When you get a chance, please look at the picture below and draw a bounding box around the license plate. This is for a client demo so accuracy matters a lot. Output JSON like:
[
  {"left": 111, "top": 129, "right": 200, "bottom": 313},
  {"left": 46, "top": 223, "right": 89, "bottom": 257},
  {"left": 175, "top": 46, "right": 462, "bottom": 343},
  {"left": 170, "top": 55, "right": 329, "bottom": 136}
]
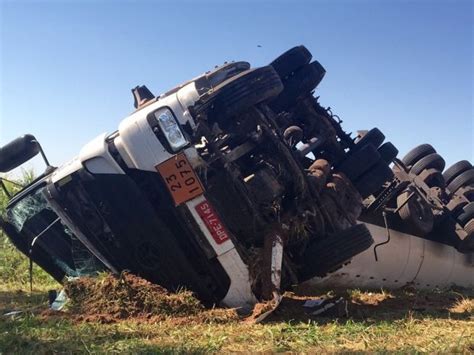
[
  {"left": 156, "top": 153, "right": 204, "bottom": 206},
  {"left": 195, "top": 200, "right": 230, "bottom": 245}
]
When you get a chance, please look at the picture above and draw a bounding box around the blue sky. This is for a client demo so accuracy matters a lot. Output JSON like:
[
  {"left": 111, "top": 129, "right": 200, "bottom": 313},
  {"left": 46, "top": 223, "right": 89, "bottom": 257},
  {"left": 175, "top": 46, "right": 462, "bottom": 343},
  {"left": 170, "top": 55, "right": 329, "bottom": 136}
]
[{"left": 0, "top": 0, "right": 472, "bottom": 174}]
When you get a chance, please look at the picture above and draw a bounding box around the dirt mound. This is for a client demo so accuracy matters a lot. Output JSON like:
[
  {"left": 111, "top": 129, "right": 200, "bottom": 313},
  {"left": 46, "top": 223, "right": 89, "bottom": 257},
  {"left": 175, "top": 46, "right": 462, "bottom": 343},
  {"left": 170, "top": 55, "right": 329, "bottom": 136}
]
[{"left": 63, "top": 272, "right": 238, "bottom": 323}]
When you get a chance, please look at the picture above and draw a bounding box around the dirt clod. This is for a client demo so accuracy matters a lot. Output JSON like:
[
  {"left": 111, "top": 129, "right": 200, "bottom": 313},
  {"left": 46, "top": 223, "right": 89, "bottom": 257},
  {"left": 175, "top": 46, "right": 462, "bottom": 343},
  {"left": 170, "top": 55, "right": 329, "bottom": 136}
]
[{"left": 63, "top": 272, "right": 238, "bottom": 323}]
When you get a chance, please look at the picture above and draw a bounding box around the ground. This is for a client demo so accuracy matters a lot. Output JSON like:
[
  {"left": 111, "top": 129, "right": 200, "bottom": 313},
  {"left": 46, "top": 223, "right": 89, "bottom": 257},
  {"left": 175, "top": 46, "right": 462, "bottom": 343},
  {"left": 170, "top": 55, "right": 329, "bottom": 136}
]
[{"left": 0, "top": 278, "right": 472, "bottom": 353}]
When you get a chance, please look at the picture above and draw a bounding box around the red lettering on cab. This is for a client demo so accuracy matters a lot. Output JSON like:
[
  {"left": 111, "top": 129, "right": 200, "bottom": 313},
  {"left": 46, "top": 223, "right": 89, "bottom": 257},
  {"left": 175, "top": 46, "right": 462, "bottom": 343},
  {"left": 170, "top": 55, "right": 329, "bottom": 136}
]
[{"left": 195, "top": 200, "right": 230, "bottom": 245}]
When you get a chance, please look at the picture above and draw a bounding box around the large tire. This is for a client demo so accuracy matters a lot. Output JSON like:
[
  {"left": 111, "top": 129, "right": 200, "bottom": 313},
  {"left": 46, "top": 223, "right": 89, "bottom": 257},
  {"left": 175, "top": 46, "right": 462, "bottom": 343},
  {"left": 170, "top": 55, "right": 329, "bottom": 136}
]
[
  {"left": 402, "top": 144, "right": 436, "bottom": 167},
  {"left": 206, "top": 61, "right": 251, "bottom": 88},
  {"left": 269, "top": 61, "right": 326, "bottom": 112},
  {"left": 456, "top": 185, "right": 474, "bottom": 201},
  {"left": 447, "top": 169, "right": 474, "bottom": 194},
  {"left": 336, "top": 144, "right": 380, "bottom": 181},
  {"left": 353, "top": 160, "right": 394, "bottom": 198},
  {"left": 378, "top": 141, "right": 399, "bottom": 163},
  {"left": 410, "top": 153, "right": 446, "bottom": 175},
  {"left": 418, "top": 168, "right": 445, "bottom": 188},
  {"left": 397, "top": 190, "right": 434, "bottom": 235},
  {"left": 457, "top": 219, "right": 474, "bottom": 253},
  {"left": 446, "top": 195, "right": 468, "bottom": 216},
  {"left": 193, "top": 66, "right": 283, "bottom": 122},
  {"left": 457, "top": 201, "right": 474, "bottom": 226},
  {"left": 164, "top": 62, "right": 251, "bottom": 98},
  {"left": 270, "top": 45, "right": 312, "bottom": 79},
  {"left": 443, "top": 160, "right": 473, "bottom": 186},
  {"left": 298, "top": 224, "right": 374, "bottom": 281},
  {"left": 354, "top": 128, "right": 385, "bottom": 150},
  {"left": 464, "top": 219, "right": 474, "bottom": 235}
]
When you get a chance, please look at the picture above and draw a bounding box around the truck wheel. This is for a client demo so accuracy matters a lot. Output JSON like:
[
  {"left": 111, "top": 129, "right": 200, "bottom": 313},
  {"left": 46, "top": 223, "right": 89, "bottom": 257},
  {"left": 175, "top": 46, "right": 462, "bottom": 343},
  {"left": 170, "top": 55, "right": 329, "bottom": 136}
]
[
  {"left": 410, "top": 153, "right": 446, "bottom": 175},
  {"left": 456, "top": 185, "right": 474, "bottom": 201},
  {"left": 443, "top": 160, "right": 472, "bottom": 186},
  {"left": 464, "top": 219, "right": 474, "bottom": 235},
  {"left": 378, "top": 141, "right": 398, "bottom": 163},
  {"left": 269, "top": 61, "right": 326, "bottom": 112},
  {"left": 457, "top": 201, "right": 474, "bottom": 226},
  {"left": 336, "top": 144, "right": 380, "bottom": 181},
  {"left": 193, "top": 66, "right": 284, "bottom": 122},
  {"left": 402, "top": 144, "right": 436, "bottom": 167},
  {"left": 298, "top": 224, "right": 374, "bottom": 281},
  {"left": 353, "top": 160, "right": 394, "bottom": 198},
  {"left": 457, "top": 219, "right": 474, "bottom": 253},
  {"left": 354, "top": 128, "right": 385, "bottom": 150},
  {"left": 396, "top": 190, "right": 434, "bottom": 235},
  {"left": 206, "top": 61, "right": 251, "bottom": 88},
  {"left": 270, "top": 45, "right": 312, "bottom": 79},
  {"left": 447, "top": 169, "right": 474, "bottom": 194},
  {"left": 418, "top": 168, "right": 445, "bottom": 188},
  {"left": 446, "top": 195, "right": 468, "bottom": 216}
]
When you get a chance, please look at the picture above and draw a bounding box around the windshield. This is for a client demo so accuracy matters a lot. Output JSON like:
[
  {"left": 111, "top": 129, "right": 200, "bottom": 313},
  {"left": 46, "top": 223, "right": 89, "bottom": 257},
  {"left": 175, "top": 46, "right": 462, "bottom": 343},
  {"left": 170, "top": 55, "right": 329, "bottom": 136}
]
[
  {"left": 5, "top": 186, "right": 102, "bottom": 277},
  {"left": 7, "top": 187, "right": 46, "bottom": 232}
]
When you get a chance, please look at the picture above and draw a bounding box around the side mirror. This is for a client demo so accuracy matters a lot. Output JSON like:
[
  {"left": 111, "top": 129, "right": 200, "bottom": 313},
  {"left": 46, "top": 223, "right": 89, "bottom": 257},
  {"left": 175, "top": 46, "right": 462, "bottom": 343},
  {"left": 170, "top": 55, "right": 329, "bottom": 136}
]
[
  {"left": 0, "top": 134, "right": 40, "bottom": 173},
  {"left": 0, "top": 134, "right": 51, "bottom": 173}
]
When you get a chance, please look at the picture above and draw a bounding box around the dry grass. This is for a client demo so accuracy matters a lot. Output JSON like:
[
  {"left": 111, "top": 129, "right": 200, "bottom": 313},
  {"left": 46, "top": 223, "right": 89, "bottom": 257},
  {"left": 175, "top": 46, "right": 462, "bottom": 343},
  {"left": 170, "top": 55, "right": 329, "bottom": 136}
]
[
  {"left": 1, "top": 282, "right": 472, "bottom": 353},
  {"left": 450, "top": 297, "right": 474, "bottom": 314},
  {"left": 349, "top": 288, "right": 394, "bottom": 304}
]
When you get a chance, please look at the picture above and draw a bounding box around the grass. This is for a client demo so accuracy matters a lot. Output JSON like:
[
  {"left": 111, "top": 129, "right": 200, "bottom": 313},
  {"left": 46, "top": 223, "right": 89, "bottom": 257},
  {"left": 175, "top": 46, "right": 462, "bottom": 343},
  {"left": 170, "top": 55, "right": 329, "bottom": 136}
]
[
  {"left": 0, "top": 284, "right": 472, "bottom": 353},
  {"left": 0, "top": 237, "right": 59, "bottom": 292},
  {"left": 2, "top": 314, "right": 470, "bottom": 353}
]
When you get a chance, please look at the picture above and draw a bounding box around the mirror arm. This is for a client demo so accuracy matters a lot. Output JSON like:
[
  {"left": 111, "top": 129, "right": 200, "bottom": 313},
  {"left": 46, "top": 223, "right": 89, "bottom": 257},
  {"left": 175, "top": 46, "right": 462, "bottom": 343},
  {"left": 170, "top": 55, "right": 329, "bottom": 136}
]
[{"left": 32, "top": 140, "right": 52, "bottom": 169}]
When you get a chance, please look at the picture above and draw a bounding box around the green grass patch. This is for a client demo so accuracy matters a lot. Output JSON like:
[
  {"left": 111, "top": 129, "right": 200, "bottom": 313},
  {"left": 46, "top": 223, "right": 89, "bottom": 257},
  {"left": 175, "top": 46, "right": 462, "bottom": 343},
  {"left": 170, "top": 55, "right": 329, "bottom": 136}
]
[
  {"left": 0, "top": 234, "right": 59, "bottom": 292},
  {"left": 0, "top": 288, "right": 472, "bottom": 353}
]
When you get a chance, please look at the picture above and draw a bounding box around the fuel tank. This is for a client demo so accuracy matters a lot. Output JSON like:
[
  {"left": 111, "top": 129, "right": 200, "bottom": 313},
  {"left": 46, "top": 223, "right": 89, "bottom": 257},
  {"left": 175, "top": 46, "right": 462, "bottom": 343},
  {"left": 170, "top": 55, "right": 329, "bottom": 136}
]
[{"left": 309, "top": 223, "right": 474, "bottom": 289}]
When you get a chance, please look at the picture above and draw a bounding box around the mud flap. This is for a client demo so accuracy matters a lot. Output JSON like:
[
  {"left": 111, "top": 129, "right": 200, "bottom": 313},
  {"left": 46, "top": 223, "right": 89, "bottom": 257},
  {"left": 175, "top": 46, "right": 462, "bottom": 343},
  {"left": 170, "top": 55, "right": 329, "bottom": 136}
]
[
  {"left": 251, "top": 231, "right": 284, "bottom": 323},
  {"left": 252, "top": 293, "right": 283, "bottom": 323}
]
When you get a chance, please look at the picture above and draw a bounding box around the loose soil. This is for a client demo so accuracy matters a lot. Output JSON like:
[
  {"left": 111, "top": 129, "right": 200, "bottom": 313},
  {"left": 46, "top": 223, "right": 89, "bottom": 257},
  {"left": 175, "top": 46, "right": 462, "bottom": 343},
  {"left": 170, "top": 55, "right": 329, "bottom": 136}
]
[
  {"left": 38, "top": 272, "right": 473, "bottom": 326},
  {"left": 59, "top": 272, "right": 238, "bottom": 324}
]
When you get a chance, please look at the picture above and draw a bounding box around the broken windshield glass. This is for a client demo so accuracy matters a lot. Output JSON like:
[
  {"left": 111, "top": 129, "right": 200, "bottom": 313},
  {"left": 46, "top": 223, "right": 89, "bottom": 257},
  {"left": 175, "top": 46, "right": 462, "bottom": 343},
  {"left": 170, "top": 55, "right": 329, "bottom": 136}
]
[
  {"left": 7, "top": 187, "right": 46, "bottom": 232},
  {"left": 5, "top": 186, "right": 103, "bottom": 277}
]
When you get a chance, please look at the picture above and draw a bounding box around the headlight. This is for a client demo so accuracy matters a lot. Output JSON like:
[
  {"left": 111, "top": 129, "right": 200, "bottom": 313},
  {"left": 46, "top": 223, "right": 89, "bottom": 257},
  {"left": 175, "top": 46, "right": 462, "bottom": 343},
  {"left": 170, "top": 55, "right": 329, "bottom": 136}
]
[{"left": 154, "top": 108, "right": 188, "bottom": 151}]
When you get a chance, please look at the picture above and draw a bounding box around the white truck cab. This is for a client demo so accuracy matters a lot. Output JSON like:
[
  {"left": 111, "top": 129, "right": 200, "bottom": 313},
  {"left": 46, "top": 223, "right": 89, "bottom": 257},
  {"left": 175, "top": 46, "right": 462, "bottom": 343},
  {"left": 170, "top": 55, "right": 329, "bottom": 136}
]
[{"left": 45, "top": 63, "right": 262, "bottom": 308}]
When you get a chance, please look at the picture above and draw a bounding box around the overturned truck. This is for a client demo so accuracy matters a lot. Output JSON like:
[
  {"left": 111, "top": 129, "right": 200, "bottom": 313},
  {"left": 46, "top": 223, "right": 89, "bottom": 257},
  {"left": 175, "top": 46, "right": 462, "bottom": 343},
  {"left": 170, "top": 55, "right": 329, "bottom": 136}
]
[{"left": 1, "top": 46, "right": 473, "bottom": 309}]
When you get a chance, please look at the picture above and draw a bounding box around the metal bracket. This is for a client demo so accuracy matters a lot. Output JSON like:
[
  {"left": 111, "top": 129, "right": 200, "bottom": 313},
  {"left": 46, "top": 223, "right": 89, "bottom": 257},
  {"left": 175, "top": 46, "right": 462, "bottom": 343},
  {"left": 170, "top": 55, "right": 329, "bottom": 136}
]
[{"left": 373, "top": 210, "right": 391, "bottom": 262}]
